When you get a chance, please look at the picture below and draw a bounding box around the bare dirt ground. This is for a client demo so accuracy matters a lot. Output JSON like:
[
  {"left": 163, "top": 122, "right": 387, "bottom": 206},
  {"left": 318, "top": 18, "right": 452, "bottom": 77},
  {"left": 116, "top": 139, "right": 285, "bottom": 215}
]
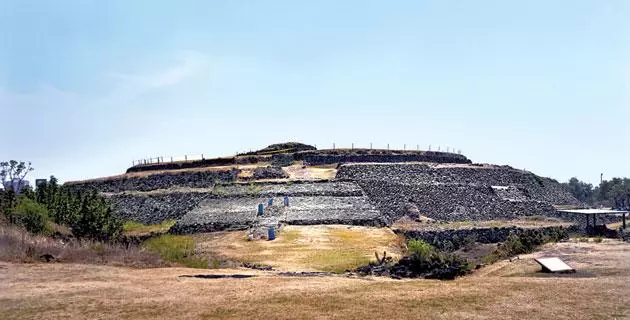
[{"left": 1, "top": 239, "right": 629, "bottom": 320}]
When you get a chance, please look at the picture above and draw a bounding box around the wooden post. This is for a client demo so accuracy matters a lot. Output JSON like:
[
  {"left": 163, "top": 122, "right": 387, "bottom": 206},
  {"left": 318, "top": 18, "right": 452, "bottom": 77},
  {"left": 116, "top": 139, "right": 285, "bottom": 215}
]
[
  {"left": 585, "top": 214, "right": 590, "bottom": 228},
  {"left": 623, "top": 213, "right": 626, "bottom": 229}
]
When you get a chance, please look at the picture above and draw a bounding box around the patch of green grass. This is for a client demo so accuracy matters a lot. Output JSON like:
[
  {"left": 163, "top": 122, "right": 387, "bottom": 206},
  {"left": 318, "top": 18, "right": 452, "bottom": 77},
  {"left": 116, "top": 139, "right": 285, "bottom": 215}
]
[
  {"left": 212, "top": 184, "right": 227, "bottom": 196},
  {"left": 246, "top": 182, "right": 263, "bottom": 194},
  {"left": 122, "top": 220, "right": 176, "bottom": 235},
  {"left": 143, "top": 234, "right": 207, "bottom": 268},
  {"left": 303, "top": 250, "right": 371, "bottom": 273}
]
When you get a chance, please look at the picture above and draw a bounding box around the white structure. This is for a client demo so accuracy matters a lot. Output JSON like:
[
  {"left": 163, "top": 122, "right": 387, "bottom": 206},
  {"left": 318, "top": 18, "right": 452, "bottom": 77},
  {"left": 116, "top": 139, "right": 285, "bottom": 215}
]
[
  {"left": 2, "top": 179, "right": 30, "bottom": 194},
  {"left": 535, "top": 257, "right": 575, "bottom": 273}
]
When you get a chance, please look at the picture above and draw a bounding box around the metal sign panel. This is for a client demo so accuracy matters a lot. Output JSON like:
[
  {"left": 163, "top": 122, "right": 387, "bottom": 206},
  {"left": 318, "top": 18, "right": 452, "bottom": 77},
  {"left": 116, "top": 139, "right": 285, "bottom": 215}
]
[{"left": 535, "top": 257, "right": 575, "bottom": 273}]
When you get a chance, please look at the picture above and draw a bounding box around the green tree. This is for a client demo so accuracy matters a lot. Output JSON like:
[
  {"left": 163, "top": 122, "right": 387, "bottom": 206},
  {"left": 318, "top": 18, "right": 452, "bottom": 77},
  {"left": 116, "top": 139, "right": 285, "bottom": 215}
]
[
  {"left": 593, "top": 177, "right": 630, "bottom": 208},
  {"left": 563, "top": 177, "right": 594, "bottom": 204},
  {"left": 71, "top": 191, "right": 122, "bottom": 240},
  {"left": 11, "top": 196, "right": 50, "bottom": 234}
]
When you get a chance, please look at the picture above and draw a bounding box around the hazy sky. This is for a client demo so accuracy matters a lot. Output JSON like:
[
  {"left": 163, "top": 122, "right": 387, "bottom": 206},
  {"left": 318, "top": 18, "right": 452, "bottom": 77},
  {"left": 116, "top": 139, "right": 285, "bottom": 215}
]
[{"left": 1, "top": 0, "right": 628, "bottom": 185}]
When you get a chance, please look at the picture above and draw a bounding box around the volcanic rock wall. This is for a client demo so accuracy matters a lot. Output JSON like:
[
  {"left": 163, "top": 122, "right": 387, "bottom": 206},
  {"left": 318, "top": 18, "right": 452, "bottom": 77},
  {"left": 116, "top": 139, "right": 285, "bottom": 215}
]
[
  {"left": 401, "top": 226, "right": 570, "bottom": 252},
  {"left": 336, "top": 163, "right": 579, "bottom": 223},
  {"left": 337, "top": 163, "right": 579, "bottom": 205},
  {"left": 297, "top": 151, "right": 471, "bottom": 165},
  {"left": 66, "top": 169, "right": 239, "bottom": 193},
  {"left": 106, "top": 191, "right": 210, "bottom": 225}
]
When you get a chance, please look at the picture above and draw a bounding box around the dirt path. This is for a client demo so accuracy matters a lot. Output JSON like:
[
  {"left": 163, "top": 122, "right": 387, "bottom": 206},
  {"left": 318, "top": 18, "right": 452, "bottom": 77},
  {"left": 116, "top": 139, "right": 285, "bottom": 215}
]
[{"left": 1, "top": 239, "right": 629, "bottom": 319}]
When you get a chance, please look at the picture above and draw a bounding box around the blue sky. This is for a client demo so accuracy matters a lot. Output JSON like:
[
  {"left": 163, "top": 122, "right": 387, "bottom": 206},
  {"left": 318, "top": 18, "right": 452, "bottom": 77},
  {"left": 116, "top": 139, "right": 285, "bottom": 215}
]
[{"left": 1, "top": 0, "right": 628, "bottom": 185}]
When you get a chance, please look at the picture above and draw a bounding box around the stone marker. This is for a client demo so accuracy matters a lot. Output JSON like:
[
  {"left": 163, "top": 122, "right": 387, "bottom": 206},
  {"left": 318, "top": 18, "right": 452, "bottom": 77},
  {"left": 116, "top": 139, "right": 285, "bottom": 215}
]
[
  {"left": 268, "top": 227, "right": 276, "bottom": 240},
  {"left": 535, "top": 257, "right": 575, "bottom": 273}
]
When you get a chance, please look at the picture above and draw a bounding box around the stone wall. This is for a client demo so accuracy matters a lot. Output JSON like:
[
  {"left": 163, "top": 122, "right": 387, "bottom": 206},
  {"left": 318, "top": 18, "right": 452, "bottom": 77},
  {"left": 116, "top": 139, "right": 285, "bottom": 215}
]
[
  {"left": 297, "top": 151, "right": 471, "bottom": 166},
  {"left": 337, "top": 163, "right": 579, "bottom": 205},
  {"left": 400, "top": 225, "right": 570, "bottom": 251},
  {"left": 66, "top": 169, "right": 239, "bottom": 193},
  {"left": 106, "top": 192, "right": 210, "bottom": 225},
  {"left": 355, "top": 180, "right": 560, "bottom": 224}
]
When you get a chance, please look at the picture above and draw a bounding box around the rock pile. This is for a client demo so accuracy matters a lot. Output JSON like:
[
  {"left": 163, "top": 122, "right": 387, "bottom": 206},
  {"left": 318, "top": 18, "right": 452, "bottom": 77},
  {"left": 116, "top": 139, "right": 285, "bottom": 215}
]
[{"left": 252, "top": 166, "right": 289, "bottom": 180}]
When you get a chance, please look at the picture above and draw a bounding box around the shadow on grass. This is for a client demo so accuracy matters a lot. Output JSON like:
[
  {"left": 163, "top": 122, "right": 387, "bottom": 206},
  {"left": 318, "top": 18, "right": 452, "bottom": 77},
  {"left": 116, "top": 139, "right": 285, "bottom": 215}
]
[{"left": 180, "top": 274, "right": 257, "bottom": 279}]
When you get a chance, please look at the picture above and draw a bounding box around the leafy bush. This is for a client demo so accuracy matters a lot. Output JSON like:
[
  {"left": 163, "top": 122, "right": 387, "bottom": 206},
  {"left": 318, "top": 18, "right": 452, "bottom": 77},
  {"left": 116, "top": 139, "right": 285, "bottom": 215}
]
[
  {"left": 408, "top": 239, "right": 434, "bottom": 260},
  {"left": 11, "top": 196, "right": 50, "bottom": 234},
  {"left": 483, "top": 229, "right": 568, "bottom": 264},
  {"left": 392, "top": 239, "right": 470, "bottom": 280},
  {"left": 143, "top": 234, "right": 207, "bottom": 268}
]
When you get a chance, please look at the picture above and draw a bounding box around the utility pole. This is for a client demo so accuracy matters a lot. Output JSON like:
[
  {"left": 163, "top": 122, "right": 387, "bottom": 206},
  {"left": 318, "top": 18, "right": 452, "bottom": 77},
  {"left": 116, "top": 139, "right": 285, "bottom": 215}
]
[{"left": 600, "top": 173, "right": 603, "bottom": 185}]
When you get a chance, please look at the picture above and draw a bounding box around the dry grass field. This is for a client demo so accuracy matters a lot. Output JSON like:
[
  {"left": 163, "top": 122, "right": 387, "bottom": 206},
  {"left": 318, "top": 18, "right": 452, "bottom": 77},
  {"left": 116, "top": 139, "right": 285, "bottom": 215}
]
[
  {"left": 194, "top": 225, "right": 404, "bottom": 272},
  {"left": 1, "top": 239, "right": 629, "bottom": 319}
]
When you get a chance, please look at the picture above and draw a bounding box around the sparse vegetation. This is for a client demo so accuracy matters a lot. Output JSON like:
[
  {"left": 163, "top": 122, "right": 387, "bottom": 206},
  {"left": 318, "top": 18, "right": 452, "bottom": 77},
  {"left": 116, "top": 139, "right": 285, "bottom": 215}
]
[
  {"left": 246, "top": 182, "right": 263, "bottom": 194},
  {"left": 123, "top": 219, "right": 176, "bottom": 235},
  {"left": 212, "top": 183, "right": 227, "bottom": 196},
  {"left": 143, "top": 234, "right": 207, "bottom": 268},
  {"left": 482, "top": 229, "right": 567, "bottom": 264},
  {"left": 0, "top": 223, "right": 166, "bottom": 267}
]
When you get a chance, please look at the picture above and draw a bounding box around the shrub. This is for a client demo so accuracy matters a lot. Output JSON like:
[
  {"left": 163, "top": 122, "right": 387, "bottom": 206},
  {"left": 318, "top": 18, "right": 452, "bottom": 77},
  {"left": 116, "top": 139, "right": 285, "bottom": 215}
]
[
  {"left": 408, "top": 239, "right": 434, "bottom": 260},
  {"left": 11, "top": 197, "right": 50, "bottom": 234},
  {"left": 398, "top": 239, "right": 470, "bottom": 280},
  {"left": 483, "top": 229, "right": 568, "bottom": 264},
  {"left": 142, "top": 234, "right": 207, "bottom": 268}
]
